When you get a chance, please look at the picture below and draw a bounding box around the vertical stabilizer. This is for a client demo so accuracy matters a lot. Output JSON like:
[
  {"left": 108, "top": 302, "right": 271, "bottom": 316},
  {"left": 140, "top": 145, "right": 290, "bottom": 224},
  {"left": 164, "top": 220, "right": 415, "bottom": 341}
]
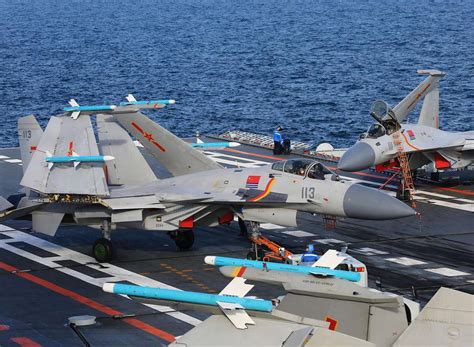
[
  {"left": 392, "top": 70, "right": 446, "bottom": 123},
  {"left": 113, "top": 112, "right": 222, "bottom": 177},
  {"left": 417, "top": 70, "right": 444, "bottom": 128},
  {"left": 18, "top": 115, "right": 44, "bottom": 173},
  {"left": 97, "top": 114, "right": 158, "bottom": 185}
]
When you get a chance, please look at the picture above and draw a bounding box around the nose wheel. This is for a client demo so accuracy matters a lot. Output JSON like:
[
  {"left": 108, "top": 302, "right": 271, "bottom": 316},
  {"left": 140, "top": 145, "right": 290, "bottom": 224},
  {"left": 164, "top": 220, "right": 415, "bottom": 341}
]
[{"left": 169, "top": 229, "right": 195, "bottom": 250}]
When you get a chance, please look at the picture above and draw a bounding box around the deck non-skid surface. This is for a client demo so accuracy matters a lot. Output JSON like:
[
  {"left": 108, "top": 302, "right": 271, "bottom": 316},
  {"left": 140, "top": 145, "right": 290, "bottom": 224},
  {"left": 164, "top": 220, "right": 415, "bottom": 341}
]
[{"left": 0, "top": 141, "right": 472, "bottom": 346}]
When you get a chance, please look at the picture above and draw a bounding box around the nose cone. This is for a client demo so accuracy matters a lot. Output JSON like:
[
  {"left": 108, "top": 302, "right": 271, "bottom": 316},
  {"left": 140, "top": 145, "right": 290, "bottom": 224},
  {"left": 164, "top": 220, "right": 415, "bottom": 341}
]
[
  {"left": 343, "top": 184, "right": 416, "bottom": 220},
  {"left": 338, "top": 142, "right": 376, "bottom": 172}
]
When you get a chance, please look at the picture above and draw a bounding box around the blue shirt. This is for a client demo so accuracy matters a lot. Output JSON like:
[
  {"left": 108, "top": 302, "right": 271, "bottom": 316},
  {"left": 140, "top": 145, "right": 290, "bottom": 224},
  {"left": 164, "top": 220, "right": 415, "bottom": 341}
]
[
  {"left": 301, "top": 253, "right": 319, "bottom": 263},
  {"left": 273, "top": 131, "right": 282, "bottom": 142}
]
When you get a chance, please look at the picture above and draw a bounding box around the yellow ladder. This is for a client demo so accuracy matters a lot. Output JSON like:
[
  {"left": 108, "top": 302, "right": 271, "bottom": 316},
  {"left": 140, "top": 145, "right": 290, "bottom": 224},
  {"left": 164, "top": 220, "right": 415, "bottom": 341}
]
[{"left": 392, "top": 131, "right": 416, "bottom": 208}]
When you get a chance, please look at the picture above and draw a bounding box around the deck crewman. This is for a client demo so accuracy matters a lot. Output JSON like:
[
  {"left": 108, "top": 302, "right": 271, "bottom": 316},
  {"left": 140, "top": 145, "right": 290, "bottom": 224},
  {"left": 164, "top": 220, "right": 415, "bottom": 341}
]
[{"left": 273, "top": 126, "right": 284, "bottom": 155}]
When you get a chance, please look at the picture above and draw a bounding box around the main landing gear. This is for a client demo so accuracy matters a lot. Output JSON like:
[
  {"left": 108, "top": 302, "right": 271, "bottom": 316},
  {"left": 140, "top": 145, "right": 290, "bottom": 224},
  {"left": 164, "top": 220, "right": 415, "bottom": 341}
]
[
  {"left": 93, "top": 220, "right": 114, "bottom": 263},
  {"left": 169, "top": 229, "right": 195, "bottom": 250}
]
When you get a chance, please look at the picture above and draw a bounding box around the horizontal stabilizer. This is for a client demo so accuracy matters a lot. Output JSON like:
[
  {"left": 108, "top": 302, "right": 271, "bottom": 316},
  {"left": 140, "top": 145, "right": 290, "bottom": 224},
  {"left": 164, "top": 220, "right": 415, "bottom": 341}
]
[
  {"left": 97, "top": 114, "right": 158, "bottom": 185},
  {"left": 0, "top": 202, "right": 44, "bottom": 222},
  {"left": 113, "top": 112, "right": 222, "bottom": 176},
  {"left": 21, "top": 115, "right": 109, "bottom": 196}
]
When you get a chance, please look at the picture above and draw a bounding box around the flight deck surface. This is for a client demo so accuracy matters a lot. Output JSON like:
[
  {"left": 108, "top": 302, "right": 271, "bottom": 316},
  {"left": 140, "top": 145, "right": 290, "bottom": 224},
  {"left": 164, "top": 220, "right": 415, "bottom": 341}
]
[{"left": 0, "top": 139, "right": 472, "bottom": 346}]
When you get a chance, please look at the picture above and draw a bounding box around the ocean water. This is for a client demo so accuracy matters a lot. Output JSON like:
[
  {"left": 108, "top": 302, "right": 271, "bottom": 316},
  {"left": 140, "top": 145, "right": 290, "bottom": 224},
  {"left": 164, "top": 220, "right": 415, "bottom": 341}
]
[{"left": 0, "top": 0, "right": 473, "bottom": 148}]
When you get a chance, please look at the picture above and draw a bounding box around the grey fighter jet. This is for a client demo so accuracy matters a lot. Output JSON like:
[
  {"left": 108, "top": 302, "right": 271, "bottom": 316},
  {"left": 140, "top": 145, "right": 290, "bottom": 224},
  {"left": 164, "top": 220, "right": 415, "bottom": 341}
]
[
  {"left": 337, "top": 70, "right": 474, "bottom": 172},
  {"left": 0, "top": 98, "right": 415, "bottom": 262}
]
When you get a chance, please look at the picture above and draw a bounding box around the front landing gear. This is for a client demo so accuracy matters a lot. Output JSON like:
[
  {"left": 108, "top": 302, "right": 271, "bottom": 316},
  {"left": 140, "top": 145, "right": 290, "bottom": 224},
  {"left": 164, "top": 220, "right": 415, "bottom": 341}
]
[
  {"left": 93, "top": 220, "right": 114, "bottom": 263},
  {"left": 169, "top": 229, "right": 195, "bottom": 250}
]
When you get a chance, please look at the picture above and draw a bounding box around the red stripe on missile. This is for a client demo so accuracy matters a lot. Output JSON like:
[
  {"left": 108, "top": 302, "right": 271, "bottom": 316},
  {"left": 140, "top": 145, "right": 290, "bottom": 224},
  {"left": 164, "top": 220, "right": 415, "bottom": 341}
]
[{"left": 236, "top": 266, "right": 247, "bottom": 277}]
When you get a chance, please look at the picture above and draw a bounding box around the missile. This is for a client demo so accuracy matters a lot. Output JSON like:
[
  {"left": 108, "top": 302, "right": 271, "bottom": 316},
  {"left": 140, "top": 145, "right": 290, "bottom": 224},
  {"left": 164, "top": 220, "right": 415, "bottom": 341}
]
[
  {"left": 120, "top": 94, "right": 176, "bottom": 108},
  {"left": 45, "top": 155, "right": 114, "bottom": 169},
  {"left": 45, "top": 155, "right": 115, "bottom": 164},
  {"left": 204, "top": 256, "right": 361, "bottom": 282},
  {"left": 119, "top": 99, "right": 176, "bottom": 106},
  {"left": 102, "top": 283, "right": 273, "bottom": 312},
  {"left": 63, "top": 105, "right": 116, "bottom": 112},
  {"left": 191, "top": 141, "right": 240, "bottom": 149}
]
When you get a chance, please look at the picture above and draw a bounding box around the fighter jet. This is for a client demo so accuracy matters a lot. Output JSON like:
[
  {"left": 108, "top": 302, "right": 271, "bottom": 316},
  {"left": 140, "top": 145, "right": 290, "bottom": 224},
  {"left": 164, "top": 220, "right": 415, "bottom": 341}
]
[
  {"left": 337, "top": 70, "right": 474, "bottom": 172},
  {"left": 0, "top": 97, "right": 415, "bottom": 262}
]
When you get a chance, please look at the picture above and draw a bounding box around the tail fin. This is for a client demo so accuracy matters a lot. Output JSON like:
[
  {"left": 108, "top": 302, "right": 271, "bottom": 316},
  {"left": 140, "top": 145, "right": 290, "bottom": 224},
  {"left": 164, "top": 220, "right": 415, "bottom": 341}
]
[
  {"left": 112, "top": 112, "right": 222, "bottom": 177},
  {"left": 18, "top": 115, "right": 44, "bottom": 173},
  {"left": 97, "top": 114, "right": 158, "bottom": 185},
  {"left": 417, "top": 70, "right": 444, "bottom": 128},
  {"left": 392, "top": 70, "right": 446, "bottom": 123},
  {"left": 21, "top": 115, "right": 109, "bottom": 196}
]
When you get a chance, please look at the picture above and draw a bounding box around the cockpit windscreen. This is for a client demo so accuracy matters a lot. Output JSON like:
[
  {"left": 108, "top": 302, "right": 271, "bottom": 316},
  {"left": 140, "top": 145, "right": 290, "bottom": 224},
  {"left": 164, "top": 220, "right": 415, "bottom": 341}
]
[{"left": 271, "top": 159, "right": 332, "bottom": 180}]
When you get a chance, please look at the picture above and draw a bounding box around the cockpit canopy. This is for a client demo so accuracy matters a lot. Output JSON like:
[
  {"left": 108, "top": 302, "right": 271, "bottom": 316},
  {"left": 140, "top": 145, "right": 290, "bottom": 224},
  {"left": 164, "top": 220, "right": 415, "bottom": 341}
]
[
  {"left": 361, "top": 123, "right": 387, "bottom": 139},
  {"left": 271, "top": 159, "right": 332, "bottom": 180}
]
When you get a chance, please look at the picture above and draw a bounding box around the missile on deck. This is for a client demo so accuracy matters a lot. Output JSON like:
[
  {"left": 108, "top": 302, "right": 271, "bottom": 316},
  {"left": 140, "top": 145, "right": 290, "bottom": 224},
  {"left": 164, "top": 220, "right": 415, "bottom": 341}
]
[
  {"left": 204, "top": 256, "right": 361, "bottom": 282},
  {"left": 102, "top": 283, "right": 273, "bottom": 312}
]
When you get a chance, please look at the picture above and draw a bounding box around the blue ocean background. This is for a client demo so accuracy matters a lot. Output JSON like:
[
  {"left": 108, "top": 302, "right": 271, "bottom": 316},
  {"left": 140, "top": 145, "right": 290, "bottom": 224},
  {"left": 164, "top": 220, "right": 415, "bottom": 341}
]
[{"left": 0, "top": 0, "right": 473, "bottom": 148}]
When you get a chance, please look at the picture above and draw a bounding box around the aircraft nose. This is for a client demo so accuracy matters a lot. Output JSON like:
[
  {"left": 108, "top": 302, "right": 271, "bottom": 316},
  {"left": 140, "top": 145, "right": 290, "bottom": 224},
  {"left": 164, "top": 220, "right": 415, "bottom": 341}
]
[
  {"left": 337, "top": 142, "right": 376, "bottom": 172},
  {"left": 343, "top": 184, "right": 416, "bottom": 220}
]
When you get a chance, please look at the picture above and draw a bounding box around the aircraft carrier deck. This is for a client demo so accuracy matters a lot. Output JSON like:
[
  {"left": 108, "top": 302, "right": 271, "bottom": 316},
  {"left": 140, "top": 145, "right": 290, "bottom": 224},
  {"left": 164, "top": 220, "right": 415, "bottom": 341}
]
[{"left": 0, "top": 136, "right": 472, "bottom": 346}]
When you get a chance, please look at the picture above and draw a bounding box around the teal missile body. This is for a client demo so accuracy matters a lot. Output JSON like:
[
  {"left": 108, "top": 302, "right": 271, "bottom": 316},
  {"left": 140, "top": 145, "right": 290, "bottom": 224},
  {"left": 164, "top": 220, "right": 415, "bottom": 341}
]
[
  {"left": 102, "top": 283, "right": 273, "bottom": 312},
  {"left": 204, "top": 256, "right": 361, "bottom": 282}
]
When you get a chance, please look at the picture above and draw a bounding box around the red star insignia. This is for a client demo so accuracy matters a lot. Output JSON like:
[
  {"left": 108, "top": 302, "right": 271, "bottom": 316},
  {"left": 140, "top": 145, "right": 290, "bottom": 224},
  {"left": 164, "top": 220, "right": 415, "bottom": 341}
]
[{"left": 144, "top": 132, "right": 154, "bottom": 141}]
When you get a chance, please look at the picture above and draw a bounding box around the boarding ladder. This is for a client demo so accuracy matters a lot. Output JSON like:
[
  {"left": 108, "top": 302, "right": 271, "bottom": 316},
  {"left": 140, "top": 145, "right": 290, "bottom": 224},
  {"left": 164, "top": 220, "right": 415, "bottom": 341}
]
[{"left": 392, "top": 131, "right": 416, "bottom": 208}]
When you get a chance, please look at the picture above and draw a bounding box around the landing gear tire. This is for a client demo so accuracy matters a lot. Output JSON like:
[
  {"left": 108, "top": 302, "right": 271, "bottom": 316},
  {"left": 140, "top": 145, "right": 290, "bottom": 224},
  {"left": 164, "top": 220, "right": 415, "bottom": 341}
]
[
  {"left": 172, "top": 229, "right": 195, "bottom": 250},
  {"left": 93, "top": 238, "right": 114, "bottom": 263},
  {"left": 246, "top": 248, "right": 264, "bottom": 261},
  {"left": 238, "top": 218, "right": 248, "bottom": 236}
]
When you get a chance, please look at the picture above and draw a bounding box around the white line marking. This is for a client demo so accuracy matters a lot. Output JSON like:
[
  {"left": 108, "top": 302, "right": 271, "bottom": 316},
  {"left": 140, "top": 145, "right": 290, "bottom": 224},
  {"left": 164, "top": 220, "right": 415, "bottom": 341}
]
[
  {"left": 352, "top": 247, "right": 389, "bottom": 256},
  {"left": 313, "top": 238, "right": 344, "bottom": 244},
  {"left": 282, "top": 230, "right": 314, "bottom": 238},
  {"left": 0, "top": 155, "right": 10, "bottom": 159},
  {"left": 385, "top": 257, "right": 427, "bottom": 266},
  {"left": 467, "top": 280, "right": 474, "bottom": 284},
  {"left": 412, "top": 197, "right": 473, "bottom": 212},
  {"left": 4, "top": 159, "right": 22, "bottom": 163},
  {"left": 260, "top": 223, "right": 286, "bottom": 230},
  {"left": 0, "top": 229, "right": 201, "bottom": 326},
  {"left": 425, "top": 267, "right": 470, "bottom": 277},
  {"left": 0, "top": 225, "right": 14, "bottom": 231}
]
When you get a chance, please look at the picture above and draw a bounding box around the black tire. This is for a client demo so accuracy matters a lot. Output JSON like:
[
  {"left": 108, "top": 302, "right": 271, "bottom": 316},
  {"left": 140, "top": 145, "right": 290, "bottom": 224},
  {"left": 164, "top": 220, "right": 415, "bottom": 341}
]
[
  {"left": 93, "top": 238, "right": 114, "bottom": 263},
  {"left": 238, "top": 218, "right": 248, "bottom": 235},
  {"left": 174, "top": 230, "right": 194, "bottom": 250},
  {"left": 246, "top": 248, "right": 264, "bottom": 261}
]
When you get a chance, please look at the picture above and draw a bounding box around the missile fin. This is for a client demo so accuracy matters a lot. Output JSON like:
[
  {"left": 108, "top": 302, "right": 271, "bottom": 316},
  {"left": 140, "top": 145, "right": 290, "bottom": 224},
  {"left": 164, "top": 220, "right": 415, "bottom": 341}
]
[
  {"left": 216, "top": 301, "right": 255, "bottom": 329},
  {"left": 219, "top": 277, "right": 254, "bottom": 298}
]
